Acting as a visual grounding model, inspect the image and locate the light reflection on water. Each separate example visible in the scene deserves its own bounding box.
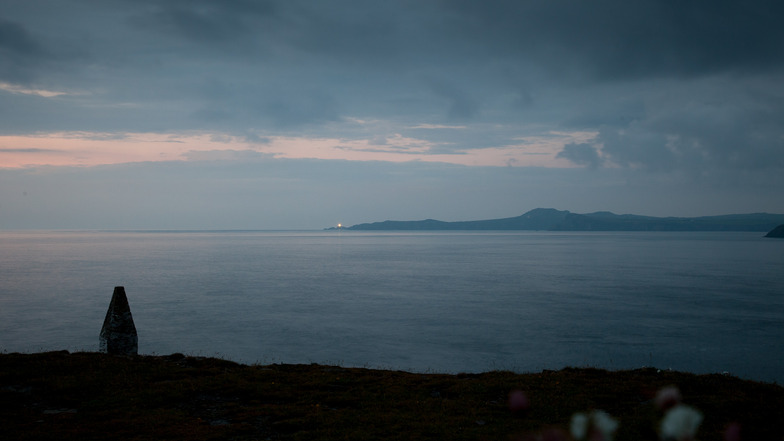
[1,230,782,383]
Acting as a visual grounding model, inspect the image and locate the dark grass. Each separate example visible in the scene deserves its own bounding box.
[1,351,783,440]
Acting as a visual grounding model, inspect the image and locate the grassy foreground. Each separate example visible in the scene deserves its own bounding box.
[1,351,783,440]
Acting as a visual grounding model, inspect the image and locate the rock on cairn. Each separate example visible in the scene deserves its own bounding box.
[99,286,138,355]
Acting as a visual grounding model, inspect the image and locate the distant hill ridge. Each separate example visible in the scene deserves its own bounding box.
[336,208,784,232]
[765,224,784,238]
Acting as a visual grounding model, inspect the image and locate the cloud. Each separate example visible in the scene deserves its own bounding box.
[0,147,60,153]
[557,143,602,168]
[591,74,784,173]
[0,129,597,170]
[0,81,72,97]
[0,18,43,56]
[436,0,784,81]
[409,124,467,130]
[596,124,675,172]
[262,90,341,127]
[125,0,278,59]
[425,78,480,120]
[141,1,275,42]
[0,18,47,83]
[140,1,784,82]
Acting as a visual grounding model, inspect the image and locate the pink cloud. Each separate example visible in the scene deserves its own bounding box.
[0,130,596,169]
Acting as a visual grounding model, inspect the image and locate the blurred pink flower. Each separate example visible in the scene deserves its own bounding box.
[508,389,530,414]
[724,422,741,441]
[655,386,682,411]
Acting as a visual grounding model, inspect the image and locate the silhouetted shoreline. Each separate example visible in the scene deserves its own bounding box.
[330,208,784,232]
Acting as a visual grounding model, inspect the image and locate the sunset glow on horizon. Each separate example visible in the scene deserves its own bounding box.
[0,130,595,169]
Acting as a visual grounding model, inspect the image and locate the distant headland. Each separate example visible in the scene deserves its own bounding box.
[327,208,784,232]
[765,224,784,238]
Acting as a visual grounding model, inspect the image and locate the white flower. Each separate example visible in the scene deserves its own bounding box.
[571,410,618,441]
[570,412,589,440]
[592,410,619,440]
[660,404,703,441]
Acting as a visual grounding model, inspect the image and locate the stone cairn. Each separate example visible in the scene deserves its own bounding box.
[99,286,138,355]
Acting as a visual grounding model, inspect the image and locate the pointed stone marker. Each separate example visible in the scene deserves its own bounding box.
[99,286,138,355]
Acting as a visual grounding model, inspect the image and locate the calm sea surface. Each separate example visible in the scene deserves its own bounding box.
[1,230,782,383]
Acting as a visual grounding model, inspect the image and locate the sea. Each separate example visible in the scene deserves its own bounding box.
[1,230,782,383]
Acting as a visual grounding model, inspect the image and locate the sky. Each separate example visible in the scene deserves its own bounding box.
[1,0,783,229]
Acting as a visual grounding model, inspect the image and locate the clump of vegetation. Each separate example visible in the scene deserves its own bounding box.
[1,351,782,440]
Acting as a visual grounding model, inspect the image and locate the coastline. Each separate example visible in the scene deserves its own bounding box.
[2,351,782,440]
